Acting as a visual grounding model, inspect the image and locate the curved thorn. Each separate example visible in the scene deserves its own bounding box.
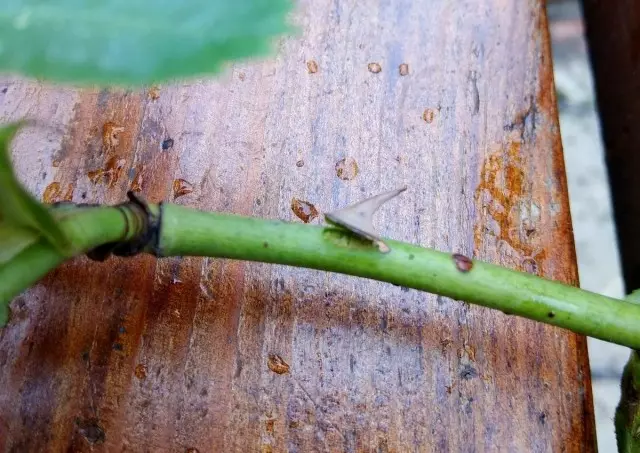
[324,187,407,253]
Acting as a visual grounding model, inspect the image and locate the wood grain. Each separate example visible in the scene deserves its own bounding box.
[581,0,640,293]
[0,1,595,451]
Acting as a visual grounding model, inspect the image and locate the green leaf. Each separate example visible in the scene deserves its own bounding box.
[0,0,293,85]
[0,123,69,251]
[0,225,39,265]
[0,224,39,328]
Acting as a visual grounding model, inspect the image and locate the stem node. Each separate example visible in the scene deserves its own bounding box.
[86,192,160,261]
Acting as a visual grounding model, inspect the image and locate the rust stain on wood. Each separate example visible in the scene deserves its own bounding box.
[173,178,194,200]
[42,181,61,203]
[306,60,319,74]
[267,354,290,374]
[102,121,125,152]
[87,156,127,188]
[134,364,147,380]
[335,157,359,181]
[474,140,546,273]
[129,164,145,192]
[43,182,74,203]
[422,108,435,123]
[148,86,160,101]
[367,62,382,73]
[291,198,318,223]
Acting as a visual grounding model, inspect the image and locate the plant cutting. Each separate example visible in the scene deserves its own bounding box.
[1,130,640,349]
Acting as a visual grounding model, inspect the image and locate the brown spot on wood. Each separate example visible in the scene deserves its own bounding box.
[42,182,61,203]
[265,419,275,433]
[368,62,382,73]
[296,160,304,168]
[423,109,435,123]
[108,157,125,185]
[134,364,147,380]
[306,60,319,74]
[130,165,144,192]
[102,122,125,151]
[267,354,290,374]
[173,179,194,200]
[452,253,473,272]
[185,448,200,453]
[399,63,409,76]
[335,157,359,181]
[88,156,126,188]
[148,86,160,101]
[238,72,246,81]
[291,198,318,223]
[261,445,273,453]
[52,159,61,168]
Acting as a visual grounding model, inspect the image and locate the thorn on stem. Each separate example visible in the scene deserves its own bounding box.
[324,187,407,253]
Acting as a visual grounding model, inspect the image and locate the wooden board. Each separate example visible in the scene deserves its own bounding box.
[581,0,640,292]
[0,1,595,451]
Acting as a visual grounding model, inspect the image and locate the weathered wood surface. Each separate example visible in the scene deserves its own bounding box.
[0,1,595,452]
[581,0,640,293]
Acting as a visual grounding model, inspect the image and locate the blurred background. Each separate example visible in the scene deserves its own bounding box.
[548,0,628,450]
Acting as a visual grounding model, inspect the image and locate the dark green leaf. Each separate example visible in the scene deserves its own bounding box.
[0,124,70,251]
[0,0,293,85]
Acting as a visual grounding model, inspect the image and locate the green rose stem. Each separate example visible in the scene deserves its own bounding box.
[0,205,142,305]
[159,204,640,349]
[6,200,640,351]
